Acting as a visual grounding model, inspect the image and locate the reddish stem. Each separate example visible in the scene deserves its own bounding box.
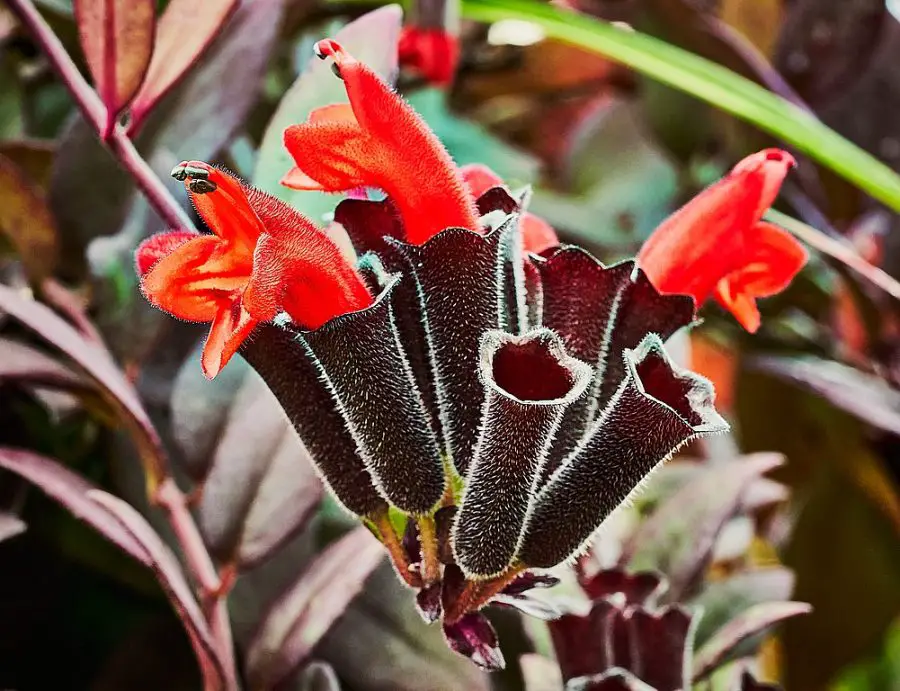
[7,0,195,234]
[154,478,237,688]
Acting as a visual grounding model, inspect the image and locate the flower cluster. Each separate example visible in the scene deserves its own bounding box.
[137,38,807,668]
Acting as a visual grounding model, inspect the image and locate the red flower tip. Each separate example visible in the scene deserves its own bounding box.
[140,161,373,377]
[637,148,807,331]
[283,40,479,245]
[398,26,460,86]
[459,163,559,255]
[135,230,197,276]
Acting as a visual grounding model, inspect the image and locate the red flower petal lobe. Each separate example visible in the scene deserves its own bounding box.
[135,230,197,276]
[638,149,793,305]
[201,301,258,379]
[140,234,252,322]
[283,40,478,245]
[713,221,808,332]
[241,187,374,328]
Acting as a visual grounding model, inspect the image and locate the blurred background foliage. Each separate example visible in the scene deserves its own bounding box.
[1,0,900,689]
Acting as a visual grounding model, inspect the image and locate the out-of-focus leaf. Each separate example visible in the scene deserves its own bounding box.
[719,0,782,56]
[751,356,900,437]
[690,568,795,647]
[0,337,87,390]
[188,354,323,569]
[72,0,156,132]
[0,153,58,281]
[408,88,540,185]
[0,139,56,189]
[0,511,26,542]
[737,370,900,690]
[298,661,342,691]
[692,601,812,681]
[0,446,149,563]
[0,57,24,139]
[520,653,564,691]
[169,344,251,481]
[128,0,239,133]
[773,0,886,107]
[87,490,226,690]
[50,0,284,274]
[315,562,493,691]
[254,5,403,223]
[623,453,784,600]
[246,526,385,690]
[530,98,676,248]
[0,284,167,487]
[460,0,900,216]
[832,618,900,691]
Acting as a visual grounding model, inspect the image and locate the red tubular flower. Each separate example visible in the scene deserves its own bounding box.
[460,164,559,255]
[637,149,808,332]
[137,161,373,378]
[398,26,460,86]
[281,39,479,245]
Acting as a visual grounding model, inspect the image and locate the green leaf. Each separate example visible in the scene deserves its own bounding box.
[459,0,900,214]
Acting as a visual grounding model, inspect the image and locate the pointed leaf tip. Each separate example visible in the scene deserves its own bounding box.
[128,0,239,133]
[73,0,156,130]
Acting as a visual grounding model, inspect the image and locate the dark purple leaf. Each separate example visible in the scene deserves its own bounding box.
[580,569,666,606]
[0,512,26,542]
[0,284,167,485]
[692,602,812,681]
[180,351,323,569]
[443,612,505,671]
[51,0,284,270]
[86,490,226,690]
[502,571,560,596]
[0,446,149,564]
[128,0,239,133]
[622,453,784,601]
[73,0,155,132]
[0,337,87,390]
[628,606,695,691]
[751,356,900,436]
[548,599,619,680]
[689,568,795,647]
[416,582,443,623]
[246,527,385,689]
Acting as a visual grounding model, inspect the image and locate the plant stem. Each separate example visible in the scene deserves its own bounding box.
[373,511,421,588]
[444,565,524,624]
[6,0,196,234]
[155,478,238,689]
[416,515,441,585]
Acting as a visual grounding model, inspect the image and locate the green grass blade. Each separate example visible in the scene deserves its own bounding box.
[460,0,900,214]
